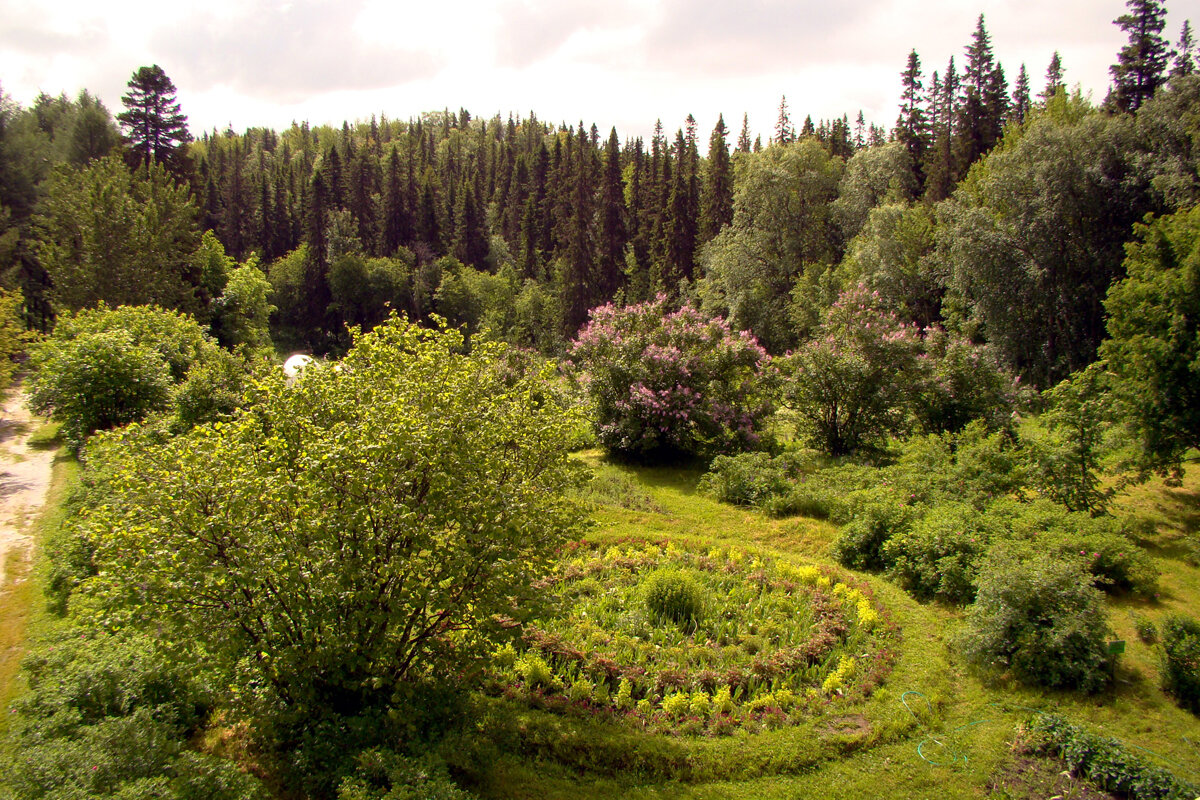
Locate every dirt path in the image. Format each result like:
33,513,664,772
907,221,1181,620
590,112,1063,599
0,391,54,588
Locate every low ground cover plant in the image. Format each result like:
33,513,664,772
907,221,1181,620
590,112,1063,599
492,539,897,734
1024,714,1199,800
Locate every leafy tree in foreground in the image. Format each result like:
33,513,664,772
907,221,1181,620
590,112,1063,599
1102,205,1200,477
571,295,772,461
79,318,585,723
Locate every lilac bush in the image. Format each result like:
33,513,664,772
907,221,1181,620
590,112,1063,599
571,296,773,461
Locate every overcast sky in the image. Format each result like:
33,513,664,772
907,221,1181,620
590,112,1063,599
1,0,1195,144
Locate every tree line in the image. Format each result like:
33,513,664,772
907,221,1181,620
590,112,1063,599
0,0,1196,384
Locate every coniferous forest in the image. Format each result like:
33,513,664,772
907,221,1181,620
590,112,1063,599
1,2,1200,799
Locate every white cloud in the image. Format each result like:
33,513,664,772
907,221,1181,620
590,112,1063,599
0,0,1178,143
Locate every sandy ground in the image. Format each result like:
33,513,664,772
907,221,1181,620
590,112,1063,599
0,391,54,588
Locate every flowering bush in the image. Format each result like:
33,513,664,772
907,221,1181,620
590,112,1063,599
570,296,773,461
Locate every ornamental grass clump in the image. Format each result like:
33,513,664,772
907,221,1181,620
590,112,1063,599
643,568,706,629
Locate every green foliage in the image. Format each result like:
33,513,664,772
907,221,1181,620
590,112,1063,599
698,451,808,507
912,327,1022,435
938,98,1146,385
783,284,923,456
642,568,706,628
26,305,222,449
836,202,942,329
958,549,1114,693
327,249,414,333
570,296,773,461
1133,613,1159,644
831,142,917,243
0,287,28,391
26,328,172,450
46,304,214,380
1028,363,1116,514
78,318,585,724
190,229,234,312
169,346,251,433
1,626,265,800
1159,614,1200,714
1102,205,1200,476
337,749,477,800
699,138,844,352
35,154,201,313
882,501,1000,603
1027,714,1198,800
832,488,916,571
212,254,275,354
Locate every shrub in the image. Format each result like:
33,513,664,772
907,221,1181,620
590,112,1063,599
832,488,916,571
47,304,213,380
958,549,1114,693
1,627,264,800
337,749,477,800
78,319,586,725
27,305,226,450
1159,614,1200,714
1132,613,1158,644
27,328,172,450
882,502,1001,603
643,568,705,629
1001,500,1158,595
912,327,1022,435
1027,714,1198,800
699,452,795,506
781,284,923,456
570,295,773,461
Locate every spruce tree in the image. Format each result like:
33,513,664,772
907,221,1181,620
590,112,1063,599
1109,0,1171,112
701,114,733,242
1041,51,1065,103
924,56,958,202
896,49,930,191
382,147,412,256
1011,63,1032,124
117,64,192,177
737,113,752,153
665,128,698,286
1172,20,1196,78
775,96,795,144
597,128,627,301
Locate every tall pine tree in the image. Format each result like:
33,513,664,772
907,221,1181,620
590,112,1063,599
1109,0,1171,112
701,114,733,242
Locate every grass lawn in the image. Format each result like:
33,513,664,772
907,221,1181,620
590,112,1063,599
481,452,1200,799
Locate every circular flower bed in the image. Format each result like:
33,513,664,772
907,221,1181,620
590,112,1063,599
493,539,898,734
